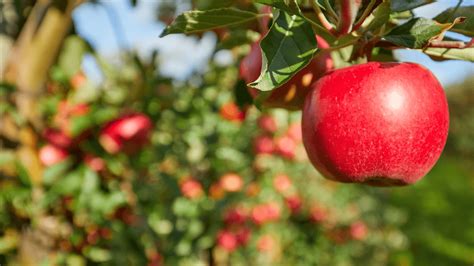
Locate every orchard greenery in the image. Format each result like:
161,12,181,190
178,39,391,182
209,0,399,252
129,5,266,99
1,0,473,265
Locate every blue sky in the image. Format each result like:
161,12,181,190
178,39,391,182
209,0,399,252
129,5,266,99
73,0,473,86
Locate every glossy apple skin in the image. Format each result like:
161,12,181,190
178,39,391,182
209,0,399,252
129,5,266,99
240,36,333,110
302,62,449,186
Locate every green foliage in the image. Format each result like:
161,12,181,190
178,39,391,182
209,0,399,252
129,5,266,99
250,10,317,92
160,8,265,37
384,18,454,49
434,6,474,37
2,1,473,265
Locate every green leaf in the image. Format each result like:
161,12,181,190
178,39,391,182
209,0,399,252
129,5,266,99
358,1,391,33
391,0,434,12
249,11,317,92
160,8,264,37
58,36,89,77
422,47,474,62
14,162,31,188
384,18,452,49
255,0,299,14
43,159,74,186
434,6,474,37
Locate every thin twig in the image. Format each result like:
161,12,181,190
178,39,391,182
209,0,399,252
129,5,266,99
353,0,377,31
427,39,473,49
311,0,336,34
323,0,339,23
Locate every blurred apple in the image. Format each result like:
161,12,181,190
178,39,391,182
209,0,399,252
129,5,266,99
99,113,152,154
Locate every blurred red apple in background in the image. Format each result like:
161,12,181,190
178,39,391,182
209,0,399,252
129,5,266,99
39,144,68,166
219,102,246,122
180,178,203,199
99,113,152,154
303,62,449,186
253,135,274,155
217,230,238,252
258,114,277,133
220,173,244,192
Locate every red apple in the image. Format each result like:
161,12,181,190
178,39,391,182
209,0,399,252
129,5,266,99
224,206,248,225
39,144,69,166
253,135,274,155
180,178,203,199
240,36,333,110
285,195,302,214
275,135,296,159
43,128,74,149
217,230,238,252
251,202,280,225
273,174,292,193
235,227,251,246
302,62,449,186
349,221,368,240
84,154,106,172
286,122,303,142
219,102,246,122
258,114,277,133
220,173,244,192
310,206,328,223
70,71,87,89
99,113,152,154
256,234,275,252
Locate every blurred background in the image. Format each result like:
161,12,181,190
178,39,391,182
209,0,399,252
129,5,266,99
1,0,473,265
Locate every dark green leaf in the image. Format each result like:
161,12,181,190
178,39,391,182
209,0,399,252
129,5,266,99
434,6,474,37
391,0,434,12
234,79,254,107
250,11,317,92
384,18,450,49
160,8,264,37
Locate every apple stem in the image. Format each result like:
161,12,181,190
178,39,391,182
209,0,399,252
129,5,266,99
312,0,337,35
336,0,362,35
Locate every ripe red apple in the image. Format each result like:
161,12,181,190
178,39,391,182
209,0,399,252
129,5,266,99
224,206,248,225
240,36,333,110
180,178,203,199
39,144,69,166
275,135,296,159
302,62,449,186
216,230,238,252
220,173,244,192
251,202,280,225
349,221,368,240
99,113,152,154
219,102,246,123
258,114,277,133
256,234,275,252
285,195,302,214
253,135,274,155
273,174,292,193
